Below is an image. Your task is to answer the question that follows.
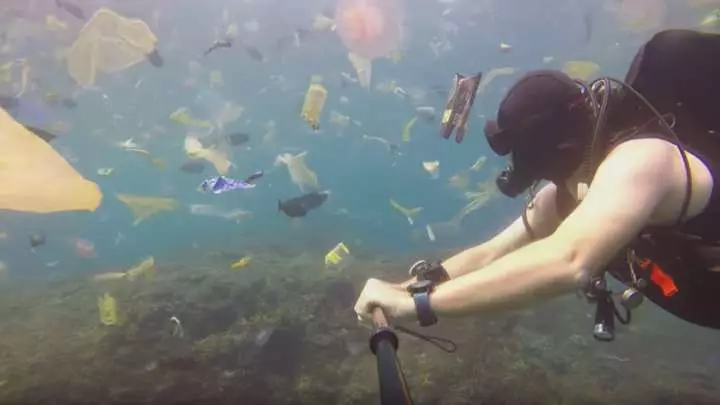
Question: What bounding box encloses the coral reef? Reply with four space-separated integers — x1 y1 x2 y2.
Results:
0 247 717 404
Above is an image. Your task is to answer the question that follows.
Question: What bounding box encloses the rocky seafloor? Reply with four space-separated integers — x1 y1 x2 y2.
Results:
0 246 718 405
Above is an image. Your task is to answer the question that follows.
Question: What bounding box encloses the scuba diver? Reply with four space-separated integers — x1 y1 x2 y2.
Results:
353 29 720 339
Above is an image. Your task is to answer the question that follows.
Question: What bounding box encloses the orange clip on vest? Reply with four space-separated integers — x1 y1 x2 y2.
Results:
639 258 679 297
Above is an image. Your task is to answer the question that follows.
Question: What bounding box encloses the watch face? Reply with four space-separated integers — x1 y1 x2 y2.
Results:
407 279 433 294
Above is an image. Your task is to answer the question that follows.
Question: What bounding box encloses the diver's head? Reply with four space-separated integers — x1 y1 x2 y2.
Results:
484 70 595 197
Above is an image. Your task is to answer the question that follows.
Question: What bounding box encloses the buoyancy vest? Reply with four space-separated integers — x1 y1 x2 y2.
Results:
554 30 720 329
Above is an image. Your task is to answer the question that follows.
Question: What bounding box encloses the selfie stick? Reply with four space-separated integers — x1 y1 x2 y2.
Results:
369 307 414 405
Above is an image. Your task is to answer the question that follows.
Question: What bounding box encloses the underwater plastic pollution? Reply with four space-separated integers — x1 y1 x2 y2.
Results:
454 178 500 224
329 110 351 128
0 108 102 213
469 156 487 172
274 152 319 192
67 8 160 86
389 198 422 225
214 102 244 132
426 224 436 242
97 293 120 326
45 15 69 31
313 14 336 31
562 60 601 81
415 106 435 121
116 194 179 226
97 167 114 176
170 107 215 133
477 67 517 94
125 257 156 282
230 256 252 270
184 136 231 175
348 52 372 88
74 237 95 258
422 160 440 179
401 116 418 142
335 0 405 59
300 76 328 131
189 204 252 222
441 72 482 143
198 176 256 195
325 242 353 270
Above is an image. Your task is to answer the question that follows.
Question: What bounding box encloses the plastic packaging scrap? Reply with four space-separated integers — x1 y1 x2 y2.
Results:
98 292 120 325
116 194 179 226
300 76 328 131
389 198 422 225
325 242 352 270
0 107 102 213
67 8 160 86
230 256 252 270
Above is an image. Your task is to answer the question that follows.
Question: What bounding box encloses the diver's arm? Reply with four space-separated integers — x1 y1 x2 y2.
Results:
425 141 675 317
399 183 561 288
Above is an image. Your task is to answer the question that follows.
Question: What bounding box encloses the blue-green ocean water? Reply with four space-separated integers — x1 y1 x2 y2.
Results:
0 0 719 403
3 0 707 279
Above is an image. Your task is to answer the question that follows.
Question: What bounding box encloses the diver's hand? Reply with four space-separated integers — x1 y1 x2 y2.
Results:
354 278 415 324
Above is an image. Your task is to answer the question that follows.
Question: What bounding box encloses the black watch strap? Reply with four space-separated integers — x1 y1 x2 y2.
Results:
413 291 437 327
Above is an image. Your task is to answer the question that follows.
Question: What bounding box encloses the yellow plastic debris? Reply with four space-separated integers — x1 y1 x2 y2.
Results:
125 148 166 171
348 52 372 88
67 8 159 86
0 108 102 213
325 242 352 270
169 107 214 131
401 116 418 142
98 293 120 326
453 177 500 224
125 257 156 281
92 272 127 282
274 152 319 192
184 136 231 175
301 76 328 131
389 198 422 225
562 60 600 81
116 194 178 226
230 256 252 270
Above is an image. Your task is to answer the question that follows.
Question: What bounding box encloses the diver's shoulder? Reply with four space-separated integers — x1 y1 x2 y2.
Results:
602 136 679 176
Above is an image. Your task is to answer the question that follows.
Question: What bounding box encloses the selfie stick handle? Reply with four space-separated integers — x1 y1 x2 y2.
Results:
369 307 414 405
